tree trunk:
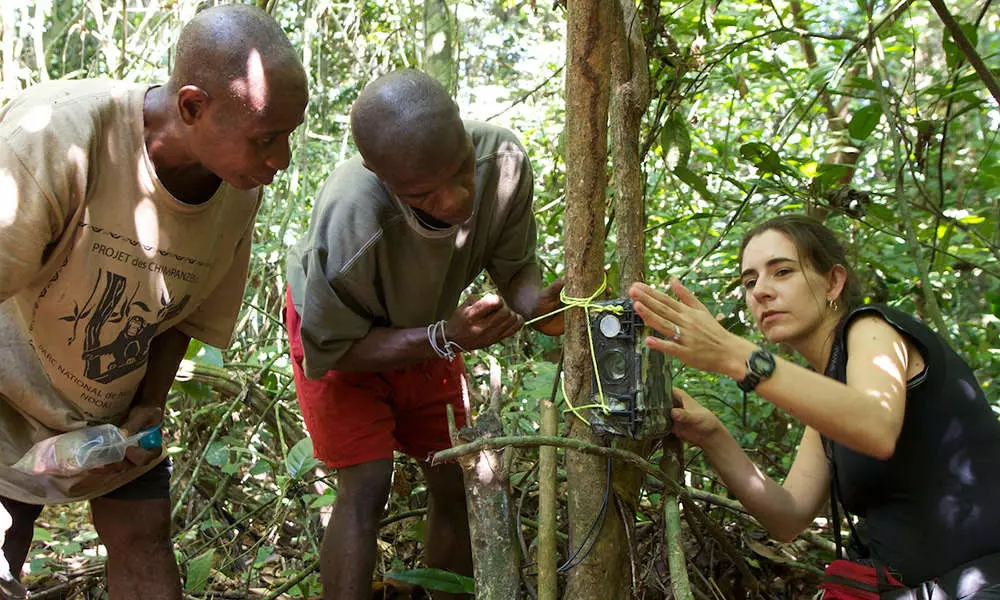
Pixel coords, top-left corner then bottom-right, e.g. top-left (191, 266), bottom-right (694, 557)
top-left (423, 0), bottom-right (456, 96)
top-left (563, 1), bottom-right (621, 598)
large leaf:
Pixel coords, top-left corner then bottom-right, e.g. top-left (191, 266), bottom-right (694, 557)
top-left (191, 344), bottom-right (224, 367)
top-left (185, 549), bottom-right (215, 593)
top-left (674, 166), bottom-right (716, 202)
top-left (659, 112), bottom-right (691, 172)
top-left (285, 437), bottom-right (320, 479)
top-left (739, 142), bottom-right (783, 175)
top-left (385, 568), bottom-right (475, 594)
top-left (848, 104), bottom-right (883, 140)
top-left (942, 18), bottom-right (979, 70)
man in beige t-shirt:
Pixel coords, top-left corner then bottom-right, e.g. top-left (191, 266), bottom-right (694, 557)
top-left (0, 6), bottom-right (307, 599)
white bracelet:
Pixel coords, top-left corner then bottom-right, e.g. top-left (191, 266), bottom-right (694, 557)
top-left (427, 320), bottom-right (465, 360)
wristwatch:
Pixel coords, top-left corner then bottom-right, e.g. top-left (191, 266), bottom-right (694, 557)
top-left (737, 348), bottom-right (776, 392)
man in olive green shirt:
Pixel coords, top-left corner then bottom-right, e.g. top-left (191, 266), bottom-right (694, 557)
top-left (286, 69), bottom-right (562, 599)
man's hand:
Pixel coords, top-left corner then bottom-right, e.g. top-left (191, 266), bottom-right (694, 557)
top-left (445, 294), bottom-right (524, 350)
top-left (119, 404), bottom-right (164, 467)
top-left (528, 277), bottom-right (564, 336)
top-left (90, 406), bottom-right (164, 477)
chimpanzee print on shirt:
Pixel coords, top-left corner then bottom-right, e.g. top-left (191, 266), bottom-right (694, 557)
top-left (26, 221), bottom-right (215, 418)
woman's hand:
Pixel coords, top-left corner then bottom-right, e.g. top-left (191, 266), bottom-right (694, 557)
top-left (629, 279), bottom-right (755, 380)
top-left (670, 387), bottom-right (725, 446)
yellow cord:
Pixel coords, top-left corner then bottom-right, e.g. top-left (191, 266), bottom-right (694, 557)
top-left (526, 276), bottom-right (624, 426)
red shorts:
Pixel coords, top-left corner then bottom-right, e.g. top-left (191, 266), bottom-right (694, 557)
top-left (284, 287), bottom-right (467, 468)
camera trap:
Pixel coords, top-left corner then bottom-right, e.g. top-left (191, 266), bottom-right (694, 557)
top-left (588, 298), bottom-right (672, 439)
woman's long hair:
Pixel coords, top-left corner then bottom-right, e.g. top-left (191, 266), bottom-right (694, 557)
top-left (738, 215), bottom-right (864, 311)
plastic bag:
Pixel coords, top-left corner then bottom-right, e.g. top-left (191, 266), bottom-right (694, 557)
top-left (11, 423), bottom-right (163, 476)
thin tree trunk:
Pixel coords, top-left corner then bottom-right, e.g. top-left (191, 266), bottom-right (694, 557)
top-left (610, 0), bottom-right (649, 288)
top-left (537, 399), bottom-right (558, 600)
top-left (607, 0), bottom-right (661, 596)
top-left (423, 0), bottom-right (456, 96)
top-left (448, 373), bottom-right (520, 599)
top-left (660, 437), bottom-right (694, 600)
top-left (563, 1), bottom-right (620, 598)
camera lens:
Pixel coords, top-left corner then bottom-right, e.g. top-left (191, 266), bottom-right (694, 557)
top-left (599, 349), bottom-right (628, 381)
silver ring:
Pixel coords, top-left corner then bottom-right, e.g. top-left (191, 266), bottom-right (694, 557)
top-left (672, 323), bottom-right (681, 341)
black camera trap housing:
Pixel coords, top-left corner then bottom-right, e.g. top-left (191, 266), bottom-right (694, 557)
top-left (587, 298), bottom-right (672, 439)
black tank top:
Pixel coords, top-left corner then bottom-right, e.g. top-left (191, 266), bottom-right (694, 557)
top-left (823, 305), bottom-right (1000, 585)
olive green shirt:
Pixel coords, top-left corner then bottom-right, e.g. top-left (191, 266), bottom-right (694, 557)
top-left (287, 120), bottom-right (537, 378)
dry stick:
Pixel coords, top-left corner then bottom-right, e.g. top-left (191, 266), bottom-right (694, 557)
top-left (927, 0), bottom-right (1000, 106)
top-left (27, 564), bottom-right (106, 600)
top-left (260, 560), bottom-right (320, 600)
top-left (537, 400), bottom-right (559, 600)
top-left (682, 494), bottom-right (760, 592)
top-left (435, 436), bottom-right (674, 489)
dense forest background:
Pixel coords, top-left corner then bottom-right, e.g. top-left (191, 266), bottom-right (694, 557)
top-left (2, 0), bottom-right (999, 598)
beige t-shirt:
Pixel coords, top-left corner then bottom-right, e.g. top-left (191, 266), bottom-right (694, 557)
top-left (287, 120), bottom-right (537, 379)
top-left (0, 80), bottom-right (260, 503)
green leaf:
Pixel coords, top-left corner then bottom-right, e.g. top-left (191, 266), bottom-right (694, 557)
top-left (285, 437), bottom-right (320, 479)
top-left (386, 568), bottom-right (475, 594)
top-left (249, 459), bottom-right (271, 476)
top-left (769, 30), bottom-right (799, 44)
top-left (403, 519), bottom-right (426, 543)
top-left (184, 339), bottom-right (203, 360)
top-left (254, 546), bottom-right (275, 569)
top-left (814, 163), bottom-right (851, 187)
top-left (659, 112), bottom-right (691, 171)
top-left (310, 492), bottom-right (338, 508)
top-left (739, 142), bottom-right (783, 175)
top-left (943, 18), bottom-right (979, 70)
top-left (977, 164), bottom-right (1000, 189)
top-left (185, 549), bottom-right (216, 593)
top-left (674, 166), bottom-right (716, 202)
top-left (986, 293), bottom-right (1000, 319)
top-left (520, 362), bottom-right (557, 400)
top-left (867, 204), bottom-right (893, 222)
top-left (54, 542), bottom-right (81, 555)
top-left (848, 104), bottom-right (882, 140)
top-left (205, 441), bottom-right (229, 467)
top-left (191, 344), bottom-right (224, 368)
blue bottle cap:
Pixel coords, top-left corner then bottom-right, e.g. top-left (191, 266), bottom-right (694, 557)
top-left (138, 424), bottom-right (163, 450)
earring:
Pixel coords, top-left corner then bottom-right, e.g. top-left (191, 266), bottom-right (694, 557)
top-left (827, 298), bottom-right (840, 312)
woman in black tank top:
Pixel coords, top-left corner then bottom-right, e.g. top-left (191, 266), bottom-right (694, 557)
top-left (628, 215), bottom-right (1000, 595)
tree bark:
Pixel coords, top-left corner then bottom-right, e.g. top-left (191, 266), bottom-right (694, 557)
top-left (447, 389), bottom-right (520, 599)
top-left (423, 0), bottom-right (456, 96)
top-left (563, 1), bottom-right (620, 598)
top-left (537, 400), bottom-right (559, 600)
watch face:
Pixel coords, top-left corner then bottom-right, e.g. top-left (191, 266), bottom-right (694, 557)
top-left (750, 350), bottom-right (775, 375)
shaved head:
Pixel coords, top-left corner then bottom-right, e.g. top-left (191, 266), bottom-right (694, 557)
top-left (350, 70), bottom-right (466, 176)
top-left (169, 4), bottom-right (305, 111)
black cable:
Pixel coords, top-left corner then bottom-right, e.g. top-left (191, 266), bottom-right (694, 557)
top-left (557, 455), bottom-right (612, 573)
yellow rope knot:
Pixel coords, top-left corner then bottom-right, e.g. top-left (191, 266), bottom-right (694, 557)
top-left (525, 275), bottom-right (623, 426)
